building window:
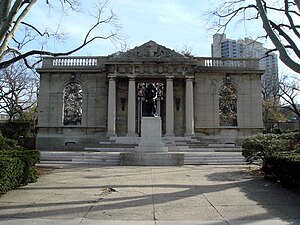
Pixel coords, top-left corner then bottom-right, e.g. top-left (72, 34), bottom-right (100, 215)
top-left (63, 82), bottom-right (82, 125)
top-left (219, 82), bottom-right (238, 126)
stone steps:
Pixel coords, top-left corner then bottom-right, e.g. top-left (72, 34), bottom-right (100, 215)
top-left (39, 151), bottom-right (120, 167)
top-left (184, 151), bottom-right (245, 165)
top-left (38, 143), bottom-right (246, 167)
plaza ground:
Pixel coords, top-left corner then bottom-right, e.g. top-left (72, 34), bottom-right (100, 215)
top-left (0, 165), bottom-right (300, 225)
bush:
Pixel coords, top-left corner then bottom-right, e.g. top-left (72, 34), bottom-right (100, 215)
top-left (0, 157), bottom-right (24, 195)
top-left (0, 121), bottom-right (36, 139)
top-left (0, 133), bottom-right (23, 151)
top-left (0, 150), bottom-right (40, 184)
top-left (262, 153), bottom-right (300, 188)
top-left (242, 134), bottom-right (290, 163)
top-left (0, 149), bottom-right (40, 195)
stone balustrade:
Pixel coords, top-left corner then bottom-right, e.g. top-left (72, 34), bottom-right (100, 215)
top-left (41, 56), bottom-right (260, 70)
top-left (196, 57), bottom-right (259, 69)
top-left (42, 56), bottom-right (100, 68)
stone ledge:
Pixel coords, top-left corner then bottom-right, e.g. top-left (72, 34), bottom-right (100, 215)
top-left (135, 146), bottom-right (168, 153)
top-left (119, 152), bottom-right (184, 166)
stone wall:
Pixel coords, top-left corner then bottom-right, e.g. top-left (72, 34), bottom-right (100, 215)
top-left (36, 71), bottom-right (108, 150)
top-left (116, 79), bottom-right (128, 136)
top-left (174, 78), bottom-right (185, 136)
top-left (194, 71), bottom-right (263, 144)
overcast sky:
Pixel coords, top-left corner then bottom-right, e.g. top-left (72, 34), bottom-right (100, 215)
top-left (23, 0), bottom-right (267, 58)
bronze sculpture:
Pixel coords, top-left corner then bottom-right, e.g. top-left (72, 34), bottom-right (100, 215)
top-left (142, 83), bottom-right (157, 117)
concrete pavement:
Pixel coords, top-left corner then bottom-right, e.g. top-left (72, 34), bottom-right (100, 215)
top-left (0, 165), bottom-right (300, 225)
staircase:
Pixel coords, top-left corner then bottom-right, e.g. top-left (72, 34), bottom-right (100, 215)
top-left (38, 137), bottom-right (246, 167)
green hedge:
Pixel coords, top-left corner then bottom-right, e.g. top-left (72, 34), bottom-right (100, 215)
top-left (242, 132), bottom-right (300, 163)
top-left (262, 153), bottom-right (300, 188)
top-left (0, 134), bottom-right (23, 151)
top-left (0, 157), bottom-right (24, 195)
top-left (0, 150), bottom-right (40, 195)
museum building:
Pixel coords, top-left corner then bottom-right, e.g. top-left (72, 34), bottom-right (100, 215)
top-left (36, 41), bottom-right (264, 150)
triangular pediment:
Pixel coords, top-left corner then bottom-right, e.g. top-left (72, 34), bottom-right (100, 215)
top-left (111, 40), bottom-right (187, 60)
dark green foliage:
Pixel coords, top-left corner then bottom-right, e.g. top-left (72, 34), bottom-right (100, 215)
top-left (242, 134), bottom-right (290, 163)
top-left (262, 153), bottom-right (300, 188)
top-left (0, 157), bottom-right (24, 195)
top-left (242, 132), bottom-right (300, 163)
top-left (0, 133), bottom-right (23, 150)
top-left (0, 121), bottom-right (34, 139)
top-left (243, 132), bottom-right (300, 189)
top-left (0, 150), bottom-right (40, 195)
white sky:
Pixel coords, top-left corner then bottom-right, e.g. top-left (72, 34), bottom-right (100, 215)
top-left (23, 0), bottom-right (266, 57)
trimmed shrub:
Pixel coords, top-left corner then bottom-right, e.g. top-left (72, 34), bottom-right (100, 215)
top-left (242, 131), bottom-right (300, 164)
top-left (0, 121), bottom-right (35, 140)
top-left (0, 157), bottom-right (24, 195)
top-left (0, 150), bottom-right (40, 184)
top-left (0, 134), bottom-right (23, 151)
top-left (242, 134), bottom-right (290, 163)
top-left (262, 153), bottom-right (300, 188)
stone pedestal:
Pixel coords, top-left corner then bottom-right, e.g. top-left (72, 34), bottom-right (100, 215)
top-left (135, 117), bottom-right (168, 152)
top-left (119, 152), bottom-right (184, 166)
top-left (119, 117), bottom-right (184, 166)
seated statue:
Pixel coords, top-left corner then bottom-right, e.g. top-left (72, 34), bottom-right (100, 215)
top-left (142, 83), bottom-right (157, 117)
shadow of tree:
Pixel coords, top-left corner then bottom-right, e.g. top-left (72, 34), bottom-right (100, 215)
top-left (0, 166), bottom-right (299, 223)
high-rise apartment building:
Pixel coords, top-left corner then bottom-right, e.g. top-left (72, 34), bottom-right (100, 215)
top-left (211, 33), bottom-right (279, 97)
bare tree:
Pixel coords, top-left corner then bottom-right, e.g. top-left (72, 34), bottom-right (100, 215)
top-left (0, 0), bottom-right (124, 69)
top-left (0, 59), bottom-right (38, 121)
top-left (179, 44), bottom-right (194, 57)
top-left (209, 0), bottom-right (300, 73)
top-left (278, 75), bottom-right (300, 118)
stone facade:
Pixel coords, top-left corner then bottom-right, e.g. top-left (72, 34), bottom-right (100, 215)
top-left (36, 41), bottom-right (264, 150)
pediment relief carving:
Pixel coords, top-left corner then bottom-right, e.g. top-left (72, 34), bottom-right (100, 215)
top-left (111, 40), bottom-right (187, 60)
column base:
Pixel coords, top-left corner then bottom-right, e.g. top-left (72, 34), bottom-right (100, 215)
top-left (164, 132), bottom-right (174, 137)
top-left (106, 132), bottom-right (117, 137)
top-left (185, 132), bottom-right (195, 137)
top-left (126, 132), bottom-right (138, 137)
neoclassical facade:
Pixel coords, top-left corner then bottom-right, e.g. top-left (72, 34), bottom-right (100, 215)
top-left (36, 41), bottom-right (264, 150)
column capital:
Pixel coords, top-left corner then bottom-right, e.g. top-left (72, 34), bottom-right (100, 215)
top-left (166, 76), bottom-right (175, 80)
top-left (108, 75), bottom-right (117, 80)
top-left (128, 75), bottom-right (136, 80)
top-left (185, 75), bottom-right (194, 80)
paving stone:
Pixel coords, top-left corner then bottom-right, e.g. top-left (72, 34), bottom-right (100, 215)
top-left (86, 203), bottom-right (154, 220)
top-left (156, 221), bottom-right (227, 225)
top-left (80, 219), bottom-right (155, 225)
top-left (215, 205), bottom-right (288, 220)
top-left (0, 218), bottom-right (82, 225)
top-left (0, 165), bottom-right (299, 224)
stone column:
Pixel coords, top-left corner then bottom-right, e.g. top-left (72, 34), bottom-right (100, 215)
top-left (165, 76), bottom-right (174, 136)
top-left (107, 75), bottom-right (116, 137)
top-left (127, 76), bottom-right (136, 136)
top-left (185, 76), bottom-right (195, 136)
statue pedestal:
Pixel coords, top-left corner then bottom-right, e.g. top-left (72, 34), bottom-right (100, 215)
top-left (136, 117), bottom-right (168, 152)
top-left (119, 117), bottom-right (184, 166)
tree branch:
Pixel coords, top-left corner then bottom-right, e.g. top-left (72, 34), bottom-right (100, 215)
top-left (0, 0), bottom-right (37, 61)
top-left (20, 21), bottom-right (50, 37)
top-left (269, 20), bottom-right (300, 59)
top-left (284, 0), bottom-right (300, 39)
top-left (256, 0), bottom-right (300, 73)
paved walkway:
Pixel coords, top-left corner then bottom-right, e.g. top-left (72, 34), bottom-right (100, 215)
top-left (0, 165), bottom-right (300, 225)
